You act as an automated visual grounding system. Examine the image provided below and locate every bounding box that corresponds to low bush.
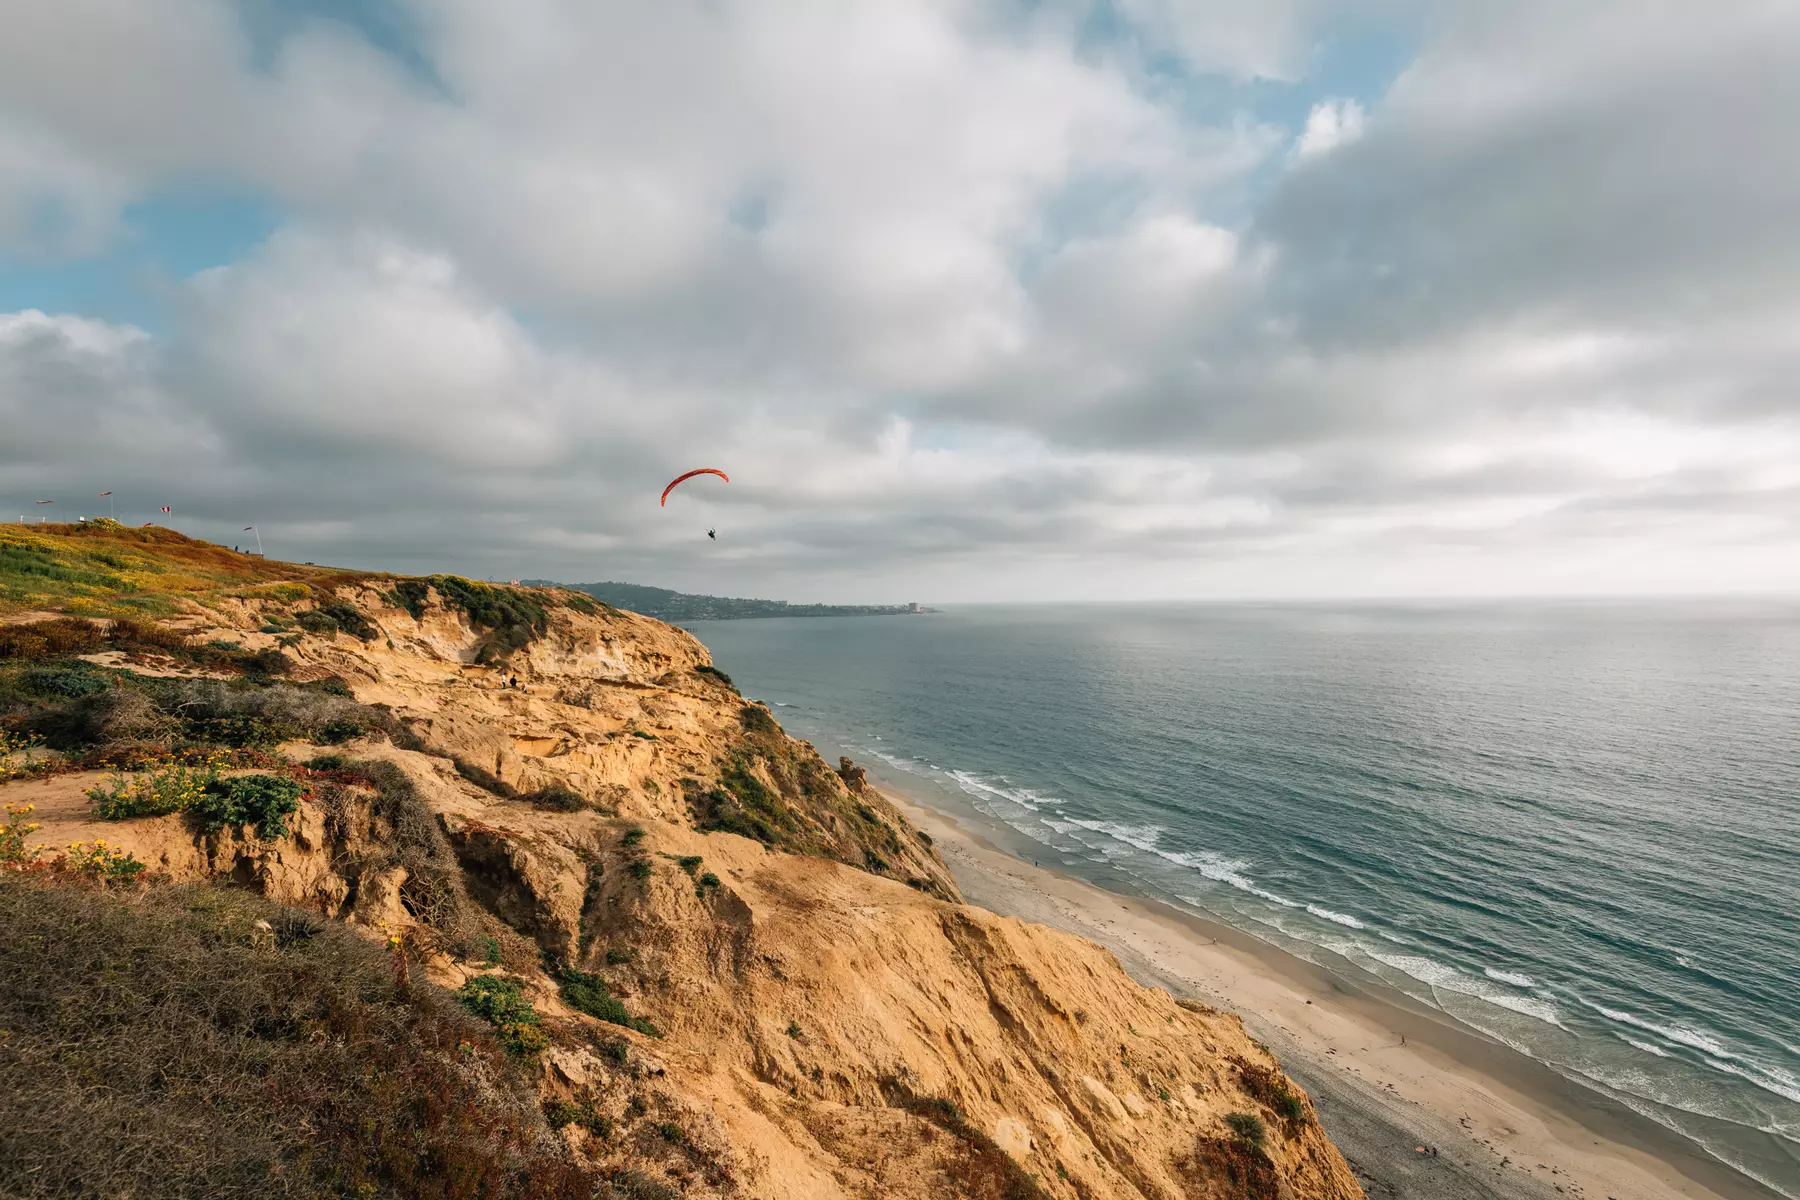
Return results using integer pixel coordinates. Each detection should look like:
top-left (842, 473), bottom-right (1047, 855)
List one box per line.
top-left (459, 974), bottom-right (551, 1057)
top-left (1232, 1055), bottom-right (1310, 1127)
top-left (693, 665), bottom-right (734, 689)
top-left (295, 600), bottom-right (378, 641)
top-left (1225, 1110), bottom-right (1268, 1146)
top-left (521, 783), bottom-right (587, 811)
top-left (87, 756), bottom-right (221, 820)
top-left (1, 802), bottom-right (41, 865)
top-left (61, 840), bottom-right (146, 883)
top-left (190, 774), bottom-right (304, 839)
top-left (0, 877), bottom-right (599, 1199)
top-left (558, 967), bottom-right (660, 1038)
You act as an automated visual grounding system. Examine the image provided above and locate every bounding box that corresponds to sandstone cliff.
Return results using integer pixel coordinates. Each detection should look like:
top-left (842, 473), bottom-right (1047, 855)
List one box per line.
top-left (7, 566), bottom-right (1364, 1200)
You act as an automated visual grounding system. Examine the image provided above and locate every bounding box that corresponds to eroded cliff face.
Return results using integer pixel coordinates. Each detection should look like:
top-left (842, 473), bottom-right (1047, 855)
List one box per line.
top-left (20, 584), bottom-right (1364, 1200)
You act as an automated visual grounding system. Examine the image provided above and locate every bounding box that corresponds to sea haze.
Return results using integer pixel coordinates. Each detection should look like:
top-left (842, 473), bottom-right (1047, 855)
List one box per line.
top-left (689, 601), bottom-right (1800, 1196)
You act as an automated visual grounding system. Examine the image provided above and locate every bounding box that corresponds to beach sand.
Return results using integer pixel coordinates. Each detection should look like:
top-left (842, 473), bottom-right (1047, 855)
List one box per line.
top-left (882, 788), bottom-right (1785, 1200)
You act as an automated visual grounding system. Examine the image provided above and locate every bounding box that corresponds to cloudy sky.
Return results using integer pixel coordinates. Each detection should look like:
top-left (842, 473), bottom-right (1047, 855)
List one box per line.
top-left (3, 1), bottom-right (1797, 602)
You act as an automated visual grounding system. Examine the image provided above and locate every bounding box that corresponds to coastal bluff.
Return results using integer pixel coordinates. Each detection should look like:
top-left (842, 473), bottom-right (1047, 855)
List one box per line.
top-left (0, 525), bottom-right (1363, 1200)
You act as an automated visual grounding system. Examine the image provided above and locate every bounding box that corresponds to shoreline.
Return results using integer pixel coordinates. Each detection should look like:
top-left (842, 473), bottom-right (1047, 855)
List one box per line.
top-left (879, 782), bottom-right (1786, 1200)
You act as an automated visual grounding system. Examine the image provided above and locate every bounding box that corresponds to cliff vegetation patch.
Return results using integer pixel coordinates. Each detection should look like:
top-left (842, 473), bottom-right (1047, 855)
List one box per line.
top-left (0, 876), bottom-right (601, 1199)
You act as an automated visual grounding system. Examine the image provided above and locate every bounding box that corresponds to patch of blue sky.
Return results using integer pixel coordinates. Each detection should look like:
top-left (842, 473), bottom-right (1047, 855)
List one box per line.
top-left (239, 0), bottom-right (446, 96)
top-left (0, 190), bottom-right (284, 330)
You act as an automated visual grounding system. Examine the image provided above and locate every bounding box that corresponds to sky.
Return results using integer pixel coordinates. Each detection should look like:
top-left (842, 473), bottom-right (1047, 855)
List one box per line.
top-left (2, 0), bottom-right (1798, 603)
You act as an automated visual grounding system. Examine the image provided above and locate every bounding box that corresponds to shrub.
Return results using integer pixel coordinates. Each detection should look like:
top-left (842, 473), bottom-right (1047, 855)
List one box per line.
top-left (386, 579), bottom-right (431, 620)
top-left (88, 756), bottom-right (223, 820)
top-left (786, 1020), bottom-right (802, 1039)
top-left (1232, 1055), bottom-right (1310, 1127)
top-left (61, 840), bottom-right (145, 883)
top-left (21, 664), bottom-right (108, 698)
top-left (604, 947), bottom-right (633, 965)
top-left (1, 803), bottom-right (41, 865)
top-left (0, 617), bottom-right (105, 660)
top-left (296, 600), bottom-right (378, 641)
top-left (190, 774), bottom-right (304, 840)
top-left (0, 731), bottom-right (46, 782)
top-left (697, 871), bottom-right (721, 890)
top-left (628, 859), bottom-right (653, 881)
top-left (458, 974), bottom-right (550, 1057)
top-left (675, 855), bottom-right (703, 875)
top-left (621, 826), bottom-right (645, 847)
top-left (558, 967), bottom-right (660, 1038)
top-left (631, 730), bottom-right (657, 741)
top-left (424, 576), bottom-right (550, 662)
top-left (0, 877), bottom-right (596, 1199)
top-left (658, 1122), bottom-right (684, 1144)
top-left (520, 783), bottom-right (586, 811)
top-left (1225, 1111), bottom-right (1267, 1146)
top-left (694, 665), bottom-right (734, 689)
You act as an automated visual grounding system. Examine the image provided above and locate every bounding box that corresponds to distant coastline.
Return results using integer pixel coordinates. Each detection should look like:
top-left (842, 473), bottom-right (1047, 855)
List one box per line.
top-left (530, 579), bottom-right (938, 622)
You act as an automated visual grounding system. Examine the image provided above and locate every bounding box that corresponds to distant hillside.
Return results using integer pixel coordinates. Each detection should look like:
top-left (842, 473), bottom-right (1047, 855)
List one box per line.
top-left (536, 580), bottom-right (929, 621)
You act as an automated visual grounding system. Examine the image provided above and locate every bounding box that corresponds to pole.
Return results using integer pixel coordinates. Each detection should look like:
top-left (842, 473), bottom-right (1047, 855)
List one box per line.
top-left (255, 527), bottom-right (264, 556)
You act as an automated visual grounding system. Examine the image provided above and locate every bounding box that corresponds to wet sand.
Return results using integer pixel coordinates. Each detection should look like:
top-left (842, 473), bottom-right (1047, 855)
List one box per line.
top-left (883, 788), bottom-right (1785, 1200)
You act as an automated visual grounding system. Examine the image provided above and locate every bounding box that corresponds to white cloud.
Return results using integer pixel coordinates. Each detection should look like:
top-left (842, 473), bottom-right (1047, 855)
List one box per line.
top-left (1294, 98), bottom-right (1365, 159)
top-left (2, 0), bottom-right (1799, 598)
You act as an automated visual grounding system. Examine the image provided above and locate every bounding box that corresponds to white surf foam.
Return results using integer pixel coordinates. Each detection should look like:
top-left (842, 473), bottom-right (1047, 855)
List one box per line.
top-left (1369, 951), bottom-right (1566, 1028)
top-left (1588, 1004), bottom-right (1735, 1060)
top-left (1484, 967), bottom-right (1536, 988)
top-left (1306, 904), bottom-right (1365, 929)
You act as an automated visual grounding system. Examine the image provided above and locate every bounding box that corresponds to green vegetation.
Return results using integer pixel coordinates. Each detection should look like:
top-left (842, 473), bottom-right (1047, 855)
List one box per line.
top-left (1225, 1111), bottom-right (1268, 1146)
top-left (189, 774), bottom-right (304, 839)
top-left (544, 579), bottom-right (926, 622)
top-left (544, 1091), bottom-right (613, 1139)
top-left (296, 599), bottom-right (377, 641)
top-left (675, 854), bottom-right (703, 874)
top-left (628, 859), bottom-right (653, 881)
top-left (424, 574), bottom-right (550, 663)
top-left (62, 840), bottom-right (146, 883)
top-left (558, 967), bottom-right (661, 1037)
top-left (0, 523), bottom-right (356, 617)
top-left (622, 826), bottom-right (646, 847)
top-left (0, 877), bottom-right (597, 1199)
top-left (1232, 1055), bottom-right (1310, 1127)
top-left (520, 782), bottom-right (587, 811)
top-left (694, 664), bottom-right (735, 688)
top-left (786, 1020), bottom-right (802, 1039)
top-left (87, 756), bottom-right (222, 820)
top-left (458, 974), bottom-right (551, 1057)
top-left (0, 802), bottom-right (39, 864)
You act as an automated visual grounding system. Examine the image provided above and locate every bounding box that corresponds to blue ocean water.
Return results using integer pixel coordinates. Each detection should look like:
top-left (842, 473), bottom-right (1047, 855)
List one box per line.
top-left (687, 602), bottom-right (1800, 1195)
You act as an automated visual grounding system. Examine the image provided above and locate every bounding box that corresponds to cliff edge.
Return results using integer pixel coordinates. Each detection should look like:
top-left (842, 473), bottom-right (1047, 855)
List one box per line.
top-left (1, 527), bottom-right (1363, 1200)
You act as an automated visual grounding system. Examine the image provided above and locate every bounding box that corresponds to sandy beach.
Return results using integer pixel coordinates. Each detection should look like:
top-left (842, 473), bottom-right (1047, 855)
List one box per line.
top-left (881, 787), bottom-right (1786, 1200)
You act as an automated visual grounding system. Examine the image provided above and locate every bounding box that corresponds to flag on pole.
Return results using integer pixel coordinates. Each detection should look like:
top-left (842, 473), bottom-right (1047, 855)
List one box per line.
top-left (35, 500), bottom-right (52, 504)
top-left (160, 506), bottom-right (172, 513)
top-left (244, 526), bottom-right (255, 531)
top-left (99, 491), bottom-right (112, 497)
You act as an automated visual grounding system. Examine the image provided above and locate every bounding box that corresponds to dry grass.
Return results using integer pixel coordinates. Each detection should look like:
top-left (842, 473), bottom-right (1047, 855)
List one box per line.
top-left (0, 875), bottom-right (604, 1199)
top-left (0, 522), bottom-right (367, 617)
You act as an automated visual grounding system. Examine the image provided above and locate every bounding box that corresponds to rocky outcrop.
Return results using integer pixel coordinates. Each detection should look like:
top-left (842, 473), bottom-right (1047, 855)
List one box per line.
top-left (13, 579), bottom-right (1363, 1200)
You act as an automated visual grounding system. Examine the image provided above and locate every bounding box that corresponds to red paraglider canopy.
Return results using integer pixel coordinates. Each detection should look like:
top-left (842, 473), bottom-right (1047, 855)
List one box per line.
top-left (660, 468), bottom-right (729, 507)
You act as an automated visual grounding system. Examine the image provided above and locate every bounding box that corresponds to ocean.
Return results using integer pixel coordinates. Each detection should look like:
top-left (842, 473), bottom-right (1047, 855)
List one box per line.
top-left (687, 601), bottom-right (1800, 1196)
